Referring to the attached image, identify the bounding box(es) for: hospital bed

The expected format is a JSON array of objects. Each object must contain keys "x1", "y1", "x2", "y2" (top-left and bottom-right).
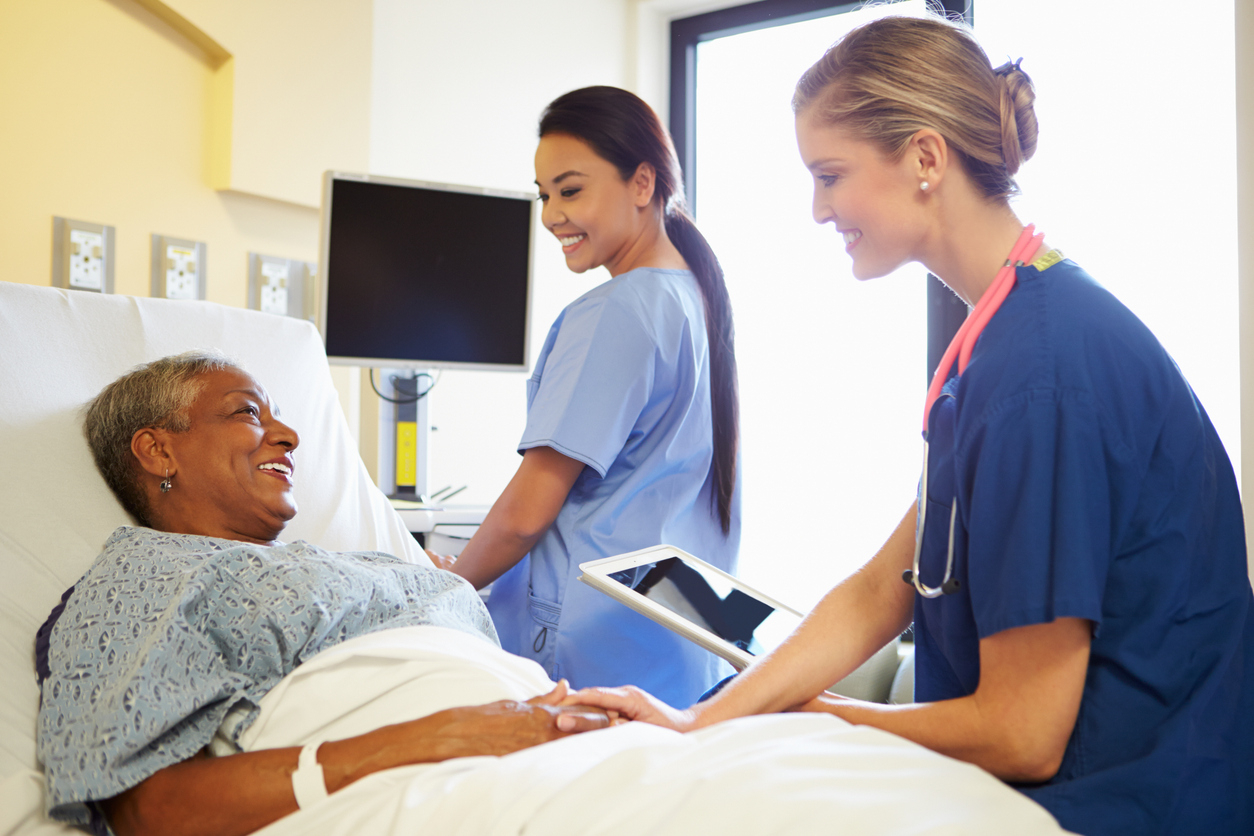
[{"x1": 0, "y1": 280, "x2": 1072, "y2": 835}]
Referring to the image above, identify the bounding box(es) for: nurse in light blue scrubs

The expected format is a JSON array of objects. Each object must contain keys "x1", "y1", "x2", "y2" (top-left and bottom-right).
[
  {"x1": 445, "y1": 86, "x2": 740, "y2": 707},
  {"x1": 569, "y1": 16, "x2": 1253, "y2": 836}
]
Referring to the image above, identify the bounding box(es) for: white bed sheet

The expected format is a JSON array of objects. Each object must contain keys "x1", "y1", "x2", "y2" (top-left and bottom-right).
[{"x1": 236, "y1": 627, "x2": 1070, "y2": 836}]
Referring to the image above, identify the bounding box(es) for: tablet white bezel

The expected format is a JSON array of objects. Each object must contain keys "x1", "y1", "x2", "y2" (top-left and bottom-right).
[{"x1": 578, "y1": 545, "x2": 805, "y2": 670}]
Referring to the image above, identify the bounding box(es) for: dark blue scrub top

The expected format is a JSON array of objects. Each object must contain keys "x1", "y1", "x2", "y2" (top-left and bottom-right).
[{"x1": 912, "y1": 257, "x2": 1254, "y2": 835}]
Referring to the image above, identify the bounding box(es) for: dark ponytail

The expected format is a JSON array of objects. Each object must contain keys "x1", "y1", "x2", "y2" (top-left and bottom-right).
[{"x1": 539, "y1": 86, "x2": 739, "y2": 534}]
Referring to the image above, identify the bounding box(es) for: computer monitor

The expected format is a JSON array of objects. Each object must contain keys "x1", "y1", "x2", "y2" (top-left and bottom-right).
[{"x1": 317, "y1": 171, "x2": 535, "y2": 371}]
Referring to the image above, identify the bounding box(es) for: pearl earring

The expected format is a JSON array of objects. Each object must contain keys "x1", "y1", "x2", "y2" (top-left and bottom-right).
[{"x1": 920, "y1": 181, "x2": 930, "y2": 191}]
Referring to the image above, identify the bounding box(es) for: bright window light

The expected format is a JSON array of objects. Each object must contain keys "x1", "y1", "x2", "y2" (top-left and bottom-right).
[
  {"x1": 695, "y1": 0, "x2": 929, "y2": 610},
  {"x1": 693, "y1": 0, "x2": 1237, "y2": 611},
  {"x1": 974, "y1": 0, "x2": 1239, "y2": 477}
]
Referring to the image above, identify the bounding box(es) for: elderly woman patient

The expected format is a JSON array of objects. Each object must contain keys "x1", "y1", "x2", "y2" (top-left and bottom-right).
[{"x1": 36, "y1": 352, "x2": 610, "y2": 836}]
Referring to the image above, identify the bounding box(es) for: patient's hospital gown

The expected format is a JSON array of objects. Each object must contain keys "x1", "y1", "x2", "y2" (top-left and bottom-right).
[{"x1": 36, "y1": 525, "x2": 495, "y2": 829}]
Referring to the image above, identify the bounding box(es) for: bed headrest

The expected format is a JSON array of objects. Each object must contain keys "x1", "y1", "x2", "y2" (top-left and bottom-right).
[{"x1": 0, "y1": 281, "x2": 428, "y2": 779}]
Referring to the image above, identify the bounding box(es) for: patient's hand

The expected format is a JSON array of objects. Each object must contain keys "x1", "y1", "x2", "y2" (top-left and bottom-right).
[
  {"x1": 566, "y1": 685, "x2": 696, "y2": 732},
  {"x1": 398, "y1": 680, "x2": 611, "y2": 759},
  {"x1": 102, "y1": 682, "x2": 612, "y2": 836}
]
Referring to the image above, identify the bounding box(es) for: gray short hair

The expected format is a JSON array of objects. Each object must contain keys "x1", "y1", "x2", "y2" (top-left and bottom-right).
[{"x1": 84, "y1": 350, "x2": 241, "y2": 526}]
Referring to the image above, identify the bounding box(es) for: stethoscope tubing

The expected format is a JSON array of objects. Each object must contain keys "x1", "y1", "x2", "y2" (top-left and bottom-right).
[{"x1": 906, "y1": 225, "x2": 1045, "y2": 599}]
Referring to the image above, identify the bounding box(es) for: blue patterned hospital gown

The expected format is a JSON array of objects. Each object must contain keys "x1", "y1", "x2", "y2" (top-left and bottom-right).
[{"x1": 37, "y1": 526, "x2": 497, "y2": 828}]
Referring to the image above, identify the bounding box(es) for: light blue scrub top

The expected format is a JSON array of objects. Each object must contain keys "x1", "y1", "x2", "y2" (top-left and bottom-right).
[
  {"x1": 912, "y1": 256, "x2": 1254, "y2": 835},
  {"x1": 487, "y1": 267, "x2": 740, "y2": 707}
]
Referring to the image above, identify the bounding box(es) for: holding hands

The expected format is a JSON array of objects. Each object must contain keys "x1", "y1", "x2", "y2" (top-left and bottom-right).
[
  {"x1": 425, "y1": 548, "x2": 458, "y2": 572},
  {"x1": 390, "y1": 680, "x2": 617, "y2": 759},
  {"x1": 564, "y1": 685, "x2": 697, "y2": 732}
]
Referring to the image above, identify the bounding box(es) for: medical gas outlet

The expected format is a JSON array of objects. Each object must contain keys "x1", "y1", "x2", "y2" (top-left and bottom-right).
[
  {"x1": 247, "y1": 253, "x2": 316, "y2": 320},
  {"x1": 52, "y1": 217, "x2": 116, "y2": 293},
  {"x1": 151, "y1": 235, "x2": 207, "y2": 300}
]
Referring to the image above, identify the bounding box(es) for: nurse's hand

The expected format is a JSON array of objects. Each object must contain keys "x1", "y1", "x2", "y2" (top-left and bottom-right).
[
  {"x1": 566, "y1": 685, "x2": 696, "y2": 732},
  {"x1": 425, "y1": 548, "x2": 457, "y2": 571},
  {"x1": 533, "y1": 680, "x2": 621, "y2": 732}
]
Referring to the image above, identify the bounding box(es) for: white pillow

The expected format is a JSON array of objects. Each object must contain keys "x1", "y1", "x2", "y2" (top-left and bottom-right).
[{"x1": 0, "y1": 281, "x2": 429, "y2": 780}]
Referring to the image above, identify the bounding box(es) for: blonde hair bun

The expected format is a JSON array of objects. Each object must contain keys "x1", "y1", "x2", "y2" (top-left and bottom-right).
[
  {"x1": 794, "y1": 15, "x2": 1038, "y2": 200},
  {"x1": 992, "y1": 59, "x2": 1038, "y2": 177}
]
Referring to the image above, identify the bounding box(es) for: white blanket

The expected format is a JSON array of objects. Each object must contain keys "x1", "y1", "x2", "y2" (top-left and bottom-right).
[
  {"x1": 238, "y1": 627, "x2": 1069, "y2": 836},
  {"x1": 1, "y1": 626, "x2": 1070, "y2": 835}
]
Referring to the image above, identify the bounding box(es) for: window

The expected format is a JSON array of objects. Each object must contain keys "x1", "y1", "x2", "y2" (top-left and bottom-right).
[
  {"x1": 675, "y1": 0, "x2": 936, "y2": 608},
  {"x1": 673, "y1": 0, "x2": 1239, "y2": 609}
]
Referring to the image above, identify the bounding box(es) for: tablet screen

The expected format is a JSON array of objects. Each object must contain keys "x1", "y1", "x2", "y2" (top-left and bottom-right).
[{"x1": 612, "y1": 556, "x2": 803, "y2": 657}]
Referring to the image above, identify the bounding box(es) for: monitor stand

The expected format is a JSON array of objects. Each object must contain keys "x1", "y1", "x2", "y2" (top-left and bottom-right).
[{"x1": 375, "y1": 369, "x2": 431, "y2": 502}]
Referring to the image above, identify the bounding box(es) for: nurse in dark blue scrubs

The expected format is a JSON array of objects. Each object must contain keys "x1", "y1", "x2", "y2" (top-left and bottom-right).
[{"x1": 571, "y1": 14, "x2": 1254, "y2": 836}]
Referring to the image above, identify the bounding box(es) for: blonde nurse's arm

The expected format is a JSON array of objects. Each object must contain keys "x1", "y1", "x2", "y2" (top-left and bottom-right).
[
  {"x1": 445, "y1": 446, "x2": 586, "y2": 589},
  {"x1": 577, "y1": 496, "x2": 1090, "y2": 782},
  {"x1": 572, "y1": 502, "x2": 920, "y2": 727},
  {"x1": 796, "y1": 616, "x2": 1090, "y2": 783}
]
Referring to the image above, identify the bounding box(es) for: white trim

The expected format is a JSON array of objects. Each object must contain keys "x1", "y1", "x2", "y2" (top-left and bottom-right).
[
  {"x1": 628, "y1": 0, "x2": 747, "y2": 119},
  {"x1": 1238, "y1": 0, "x2": 1254, "y2": 578}
]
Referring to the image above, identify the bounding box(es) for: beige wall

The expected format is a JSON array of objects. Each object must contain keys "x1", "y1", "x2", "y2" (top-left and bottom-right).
[
  {"x1": 0, "y1": 0, "x2": 370, "y2": 308},
  {"x1": 5, "y1": 0, "x2": 1252, "y2": 571},
  {"x1": 364, "y1": 0, "x2": 632, "y2": 503},
  {"x1": 153, "y1": 0, "x2": 373, "y2": 208}
]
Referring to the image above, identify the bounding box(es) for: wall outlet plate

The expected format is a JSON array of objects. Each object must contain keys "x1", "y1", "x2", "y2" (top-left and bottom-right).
[
  {"x1": 248, "y1": 253, "x2": 316, "y2": 320},
  {"x1": 52, "y1": 217, "x2": 115, "y2": 293},
  {"x1": 151, "y1": 235, "x2": 206, "y2": 300}
]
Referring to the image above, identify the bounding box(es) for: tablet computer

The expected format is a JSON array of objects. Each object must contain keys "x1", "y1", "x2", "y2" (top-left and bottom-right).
[{"x1": 578, "y1": 545, "x2": 805, "y2": 670}]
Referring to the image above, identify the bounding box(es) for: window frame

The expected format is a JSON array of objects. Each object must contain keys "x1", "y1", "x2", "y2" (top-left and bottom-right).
[{"x1": 669, "y1": 0, "x2": 972, "y2": 382}]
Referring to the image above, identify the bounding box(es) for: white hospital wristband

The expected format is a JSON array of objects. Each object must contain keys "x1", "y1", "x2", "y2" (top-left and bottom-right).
[{"x1": 291, "y1": 742, "x2": 328, "y2": 809}]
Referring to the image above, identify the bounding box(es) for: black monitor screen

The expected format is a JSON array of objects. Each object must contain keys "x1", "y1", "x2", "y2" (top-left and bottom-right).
[
  {"x1": 616, "y1": 557, "x2": 803, "y2": 657},
  {"x1": 320, "y1": 176, "x2": 534, "y2": 370}
]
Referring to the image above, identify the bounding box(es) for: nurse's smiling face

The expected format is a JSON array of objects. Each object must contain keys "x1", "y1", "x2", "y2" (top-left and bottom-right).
[
  {"x1": 534, "y1": 133, "x2": 653, "y2": 277},
  {"x1": 796, "y1": 110, "x2": 927, "y2": 281}
]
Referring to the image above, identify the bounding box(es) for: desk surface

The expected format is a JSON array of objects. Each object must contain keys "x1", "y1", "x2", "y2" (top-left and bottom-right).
[{"x1": 391, "y1": 501, "x2": 489, "y2": 533}]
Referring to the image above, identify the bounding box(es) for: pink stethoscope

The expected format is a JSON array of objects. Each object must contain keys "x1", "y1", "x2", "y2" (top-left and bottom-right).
[{"x1": 903, "y1": 224, "x2": 1046, "y2": 598}]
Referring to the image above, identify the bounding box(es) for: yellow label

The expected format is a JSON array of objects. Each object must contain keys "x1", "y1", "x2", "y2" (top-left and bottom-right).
[{"x1": 396, "y1": 421, "x2": 417, "y2": 486}]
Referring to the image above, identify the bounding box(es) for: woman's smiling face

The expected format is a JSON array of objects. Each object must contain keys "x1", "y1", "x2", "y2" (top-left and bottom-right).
[
  {"x1": 534, "y1": 133, "x2": 649, "y2": 277},
  {"x1": 151, "y1": 368, "x2": 300, "y2": 544},
  {"x1": 795, "y1": 111, "x2": 926, "y2": 281}
]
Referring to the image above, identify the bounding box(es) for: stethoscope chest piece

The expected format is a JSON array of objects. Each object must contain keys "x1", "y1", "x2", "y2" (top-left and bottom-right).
[{"x1": 905, "y1": 430, "x2": 962, "y2": 598}]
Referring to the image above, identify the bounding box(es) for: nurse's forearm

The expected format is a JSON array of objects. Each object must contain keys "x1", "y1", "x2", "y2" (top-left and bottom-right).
[
  {"x1": 450, "y1": 446, "x2": 585, "y2": 589},
  {"x1": 797, "y1": 616, "x2": 1091, "y2": 783},
  {"x1": 693, "y1": 503, "x2": 918, "y2": 725}
]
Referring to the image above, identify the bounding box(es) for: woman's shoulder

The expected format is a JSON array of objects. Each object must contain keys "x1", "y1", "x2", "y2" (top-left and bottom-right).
[
  {"x1": 570, "y1": 267, "x2": 701, "y2": 332},
  {"x1": 987, "y1": 258, "x2": 1162, "y2": 372},
  {"x1": 967, "y1": 258, "x2": 1194, "y2": 440}
]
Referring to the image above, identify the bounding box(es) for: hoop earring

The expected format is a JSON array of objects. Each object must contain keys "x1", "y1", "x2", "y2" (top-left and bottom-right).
[
  {"x1": 920, "y1": 181, "x2": 930, "y2": 192},
  {"x1": 160, "y1": 468, "x2": 172, "y2": 494}
]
